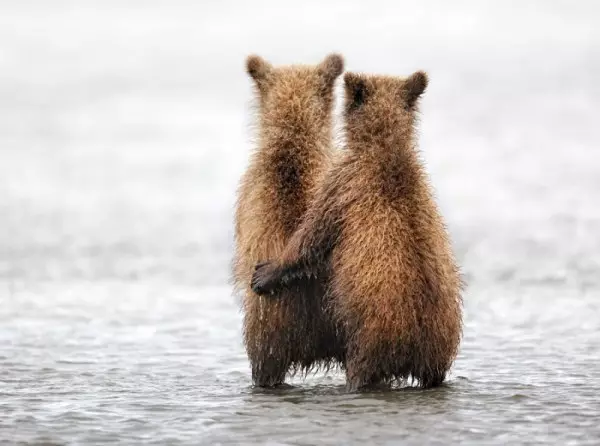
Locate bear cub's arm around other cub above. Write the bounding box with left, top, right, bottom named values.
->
left=251, top=174, right=344, bottom=297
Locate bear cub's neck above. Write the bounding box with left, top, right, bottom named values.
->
left=347, top=122, right=425, bottom=199
left=260, top=119, right=332, bottom=159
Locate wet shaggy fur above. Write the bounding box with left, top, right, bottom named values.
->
left=233, top=53, right=345, bottom=386
left=252, top=70, right=463, bottom=390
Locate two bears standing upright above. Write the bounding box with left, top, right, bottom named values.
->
left=233, top=53, right=463, bottom=391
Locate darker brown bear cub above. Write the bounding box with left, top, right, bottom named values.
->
left=233, top=54, right=345, bottom=387
left=252, top=70, right=463, bottom=390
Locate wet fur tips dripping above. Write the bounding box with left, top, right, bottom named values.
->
left=252, top=70, right=463, bottom=391
left=233, top=53, right=345, bottom=387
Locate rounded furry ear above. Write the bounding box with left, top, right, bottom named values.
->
left=404, top=71, right=428, bottom=107
left=319, top=53, right=344, bottom=85
left=344, top=72, right=367, bottom=111
left=246, top=54, right=272, bottom=85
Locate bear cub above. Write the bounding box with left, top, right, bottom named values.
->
left=233, top=53, right=345, bottom=387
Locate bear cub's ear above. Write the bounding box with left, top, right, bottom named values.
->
left=404, top=71, right=428, bottom=108
left=246, top=54, right=273, bottom=84
left=319, top=53, right=345, bottom=85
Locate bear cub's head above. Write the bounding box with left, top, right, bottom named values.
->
left=343, top=71, right=428, bottom=143
left=245, top=53, right=344, bottom=133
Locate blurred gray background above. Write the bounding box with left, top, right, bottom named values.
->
left=1, top=1, right=599, bottom=444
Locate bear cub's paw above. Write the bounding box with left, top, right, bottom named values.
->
left=251, top=261, right=284, bottom=296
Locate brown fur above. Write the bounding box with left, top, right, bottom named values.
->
left=252, top=70, right=463, bottom=390
left=233, top=53, right=345, bottom=386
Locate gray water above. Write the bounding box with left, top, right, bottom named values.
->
left=1, top=1, right=600, bottom=444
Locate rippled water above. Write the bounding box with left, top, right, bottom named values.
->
left=1, top=1, right=600, bottom=444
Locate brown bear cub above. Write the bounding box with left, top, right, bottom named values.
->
left=252, top=70, right=463, bottom=390
left=233, top=53, right=345, bottom=387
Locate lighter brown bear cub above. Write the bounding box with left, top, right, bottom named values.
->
left=252, top=70, right=463, bottom=390
left=233, top=54, right=345, bottom=387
